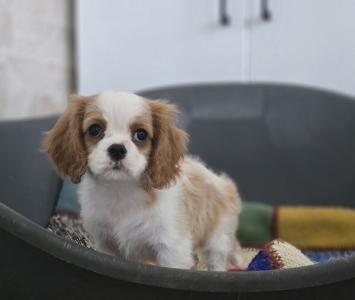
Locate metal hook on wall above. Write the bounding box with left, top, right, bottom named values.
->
left=261, top=0, right=272, bottom=21
left=219, top=0, right=230, bottom=26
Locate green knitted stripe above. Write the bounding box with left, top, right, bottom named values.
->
left=237, top=202, right=274, bottom=247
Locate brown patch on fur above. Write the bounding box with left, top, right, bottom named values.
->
left=146, top=100, right=188, bottom=189
left=129, top=112, right=153, bottom=156
left=82, top=102, right=107, bottom=152
left=129, top=111, right=156, bottom=196
left=181, top=158, right=241, bottom=248
left=42, top=95, right=98, bottom=183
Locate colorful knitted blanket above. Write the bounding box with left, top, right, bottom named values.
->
left=47, top=178, right=355, bottom=268
left=47, top=213, right=313, bottom=271
left=237, top=202, right=355, bottom=262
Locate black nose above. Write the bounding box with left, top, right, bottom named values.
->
left=107, top=144, right=127, bottom=161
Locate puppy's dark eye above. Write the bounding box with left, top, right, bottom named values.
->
left=134, top=129, right=148, bottom=142
left=88, top=124, right=102, bottom=138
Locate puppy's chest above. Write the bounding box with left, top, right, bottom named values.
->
left=83, top=184, right=166, bottom=246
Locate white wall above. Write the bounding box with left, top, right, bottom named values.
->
left=77, top=0, right=355, bottom=96
left=77, top=0, right=247, bottom=94
left=248, top=0, right=355, bottom=96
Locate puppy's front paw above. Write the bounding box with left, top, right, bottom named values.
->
left=156, top=241, right=194, bottom=269
left=230, top=252, right=244, bottom=269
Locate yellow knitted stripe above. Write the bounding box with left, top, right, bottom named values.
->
left=277, top=206, right=355, bottom=250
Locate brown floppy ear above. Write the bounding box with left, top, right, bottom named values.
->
left=42, top=96, right=88, bottom=183
left=147, top=100, right=188, bottom=189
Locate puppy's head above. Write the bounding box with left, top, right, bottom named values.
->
left=43, top=92, right=188, bottom=189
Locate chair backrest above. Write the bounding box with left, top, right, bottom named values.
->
left=1, top=83, right=354, bottom=226
left=140, top=83, right=355, bottom=207
left=0, top=117, right=61, bottom=226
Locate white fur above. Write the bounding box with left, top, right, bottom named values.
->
left=77, top=91, right=240, bottom=270
left=79, top=174, right=194, bottom=269
left=87, top=92, right=148, bottom=181
left=202, top=213, right=243, bottom=271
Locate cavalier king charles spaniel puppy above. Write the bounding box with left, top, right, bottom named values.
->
left=43, top=91, right=242, bottom=271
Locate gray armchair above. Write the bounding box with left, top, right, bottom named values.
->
left=1, top=83, right=355, bottom=299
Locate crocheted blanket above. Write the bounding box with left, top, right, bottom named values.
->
left=48, top=214, right=312, bottom=271
left=47, top=213, right=313, bottom=271
left=239, top=202, right=355, bottom=249
left=48, top=178, right=355, bottom=266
